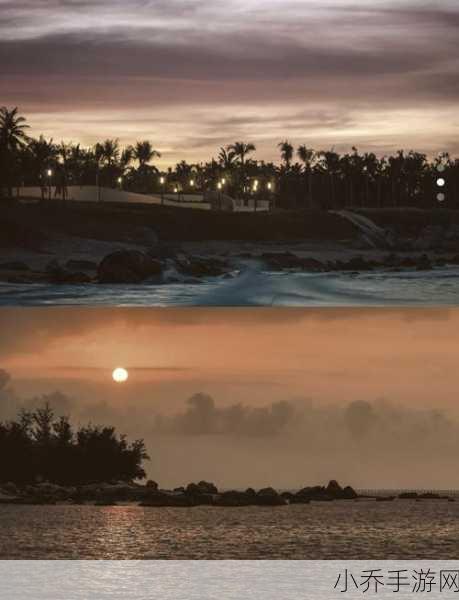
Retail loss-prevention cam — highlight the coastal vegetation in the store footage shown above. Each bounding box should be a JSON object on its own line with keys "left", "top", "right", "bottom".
{"left": 1, "top": 107, "right": 458, "bottom": 209}
{"left": 0, "top": 405, "right": 148, "bottom": 486}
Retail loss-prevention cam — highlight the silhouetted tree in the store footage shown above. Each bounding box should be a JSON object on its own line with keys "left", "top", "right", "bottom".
{"left": 0, "top": 406, "right": 149, "bottom": 485}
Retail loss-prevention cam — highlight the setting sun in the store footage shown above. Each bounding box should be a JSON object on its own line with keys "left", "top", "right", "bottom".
{"left": 112, "top": 367, "right": 128, "bottom": 383}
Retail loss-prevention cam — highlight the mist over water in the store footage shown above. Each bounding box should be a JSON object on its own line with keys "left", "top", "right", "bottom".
{"left": 2, "top": 372, "right": 459, "bottom": 490}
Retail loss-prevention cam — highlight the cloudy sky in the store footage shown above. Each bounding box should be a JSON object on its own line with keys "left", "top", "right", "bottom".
{"left": 1, "top": 0, "right": 458, "bottom": 165}
{"left": 1, "top": 307, "right": 459, "bottom": 489}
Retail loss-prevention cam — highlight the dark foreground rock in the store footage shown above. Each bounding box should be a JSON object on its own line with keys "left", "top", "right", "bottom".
{"left": 46, "top": 260, "right": 92, "bottom": 284}
{"left": 0, "top": 479, "right": 365, "bottom": 507}
{"left": 260, "top": 251, "right": 457, "bottom": 274}
{"left": 174, "top": 255, "right": 230, "bottom": 278}
{"left": 98, "top": 249, "right": 162, "bottom": 283}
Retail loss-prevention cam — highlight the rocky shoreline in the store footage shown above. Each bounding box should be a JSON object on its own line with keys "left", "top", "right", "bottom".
{"left": 0, "top": 480, "right": 454, "bottom": 507}
{"left": 1, "top": 246, "right": 459, "bottom": 286}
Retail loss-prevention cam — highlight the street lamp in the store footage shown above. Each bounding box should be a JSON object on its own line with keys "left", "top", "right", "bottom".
{"left": 46, "top": 169, "right": 53, "bottom": 201}
{"left": 117, "top": 176, "right": 123, "bottom": 189}
{"left": 159, "top": 176, "right": 165, "bottom": 204}
{"left": 217, "top": 181, "right": 223, "bottom": 211}
{"left": 267, "top": 181, "right": 274, "bottom": 211}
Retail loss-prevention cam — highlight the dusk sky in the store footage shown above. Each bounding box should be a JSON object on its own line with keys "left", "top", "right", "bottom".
{"left": 2, "top": 307, "right": 459, "bottom": 488}
{"left": 1, "top": 0, "right": 458, "bottom": 166}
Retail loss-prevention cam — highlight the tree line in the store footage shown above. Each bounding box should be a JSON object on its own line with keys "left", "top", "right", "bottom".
{"left": 1, "top": 106, "right": 458, "bottom": 210}
{"left": 0, "top": 404, "right": 149, "bottom": 486}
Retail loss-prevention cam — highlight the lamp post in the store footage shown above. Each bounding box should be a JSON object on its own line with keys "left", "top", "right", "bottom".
{"left": 217, "top": 181, "right": 223, "bottom": 211}
{"left": 159, "top": 176, "right": 165, "bottom": 205}
{"left": 46, "top": 169, "right": 53, "bottom": 201}
{"left": 253, "top": 179, "right": 259, "bottom": 212}
{"left": 117, "top": 176, "right": 123, "bottom": 190}
{"left": 267, "top": 181, "right": 273, "bottom": 211}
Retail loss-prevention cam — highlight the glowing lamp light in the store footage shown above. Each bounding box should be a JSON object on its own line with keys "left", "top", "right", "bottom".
{"left": 221, "top": 178, "right": 226, "bottom": 185}
{"left": 46, "top": 169, "right": 53, "bottom": 177}
{"left": 160, "top": 177, "right": 165, "bottom": 185}
{"left": 217, "top": 182, "right": 222, "bottom": 190}
{"left": 174, "top": 187, "right": 179, "bottom": 193}
{"left": 267, "top": 182, "right": 272, "bottom": 190}
{"left": 436, "top": 178, "right": 446, "bottom": 187}
{"left": 190, "top": 179, "right": 195, "bottom": 187}
{"left": 117, "top": 177, "right": 123, "bottom": 184}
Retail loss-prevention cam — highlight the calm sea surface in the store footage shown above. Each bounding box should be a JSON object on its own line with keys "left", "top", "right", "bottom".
{"left": 1, "top": 500, "right": 458, "bottom": 559}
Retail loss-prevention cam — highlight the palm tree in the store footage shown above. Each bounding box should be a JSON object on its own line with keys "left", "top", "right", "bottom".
{"left": 0, "top": 107, "right": 29, "bottom": 151}
{"left": 100, "top": 139, "right": 120, "bottom": 166}
{"left": 133, "top": 141, "right": 161, "bottom": 167}
{"left": 120, "top": 146, "right": 134, "bottom": 171}
{"left": 278, "top": 141, "right": 294, "bottom": 169}
{"left": 227, "top": 142, "right": 256, "bottom": 166}
{"left": 227, "top": 142, "right": 256, "bottom": 197}
{"left": 318, "top": 150, "right": 341, "bottom": 208}
{"left": 28, "top": 136, "right": 57, "bottom": 200}
{"left": 297, "top": 145, "right": 315, "bottom": 207}
{"left": 0, "top": 107, "right": 30, "bottom": 196}
{"left": 218, "top": 147, "right": 236, "bottom": 170}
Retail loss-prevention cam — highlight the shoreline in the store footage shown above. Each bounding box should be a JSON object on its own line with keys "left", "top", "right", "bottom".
{"left": 2, "top": 201, "right": 459, "bottom": 288}
{"left": 1, "top": 240, "right": 458, "bottom": 286}
{"left": 0, "top": 480, "right": 455, "bottom": 507}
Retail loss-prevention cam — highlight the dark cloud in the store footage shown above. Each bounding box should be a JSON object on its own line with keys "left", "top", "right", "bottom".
{"left": 0, "top": 0, "right": 457, "bottom": 158}
{"left": 0, "top": 307, "right": 450, "bottom": 358}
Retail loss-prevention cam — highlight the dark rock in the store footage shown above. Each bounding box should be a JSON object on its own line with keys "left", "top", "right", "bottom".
{"left": 140, "top": 492, "right": 193, "bottom": 507}
{"left": 261, "top": 252, "right": 327, "bottom": 272}
{"left": 326, "top": 480, "right": 343, "bottom": 496}
{"left": 341, "top": 256, "right": 376, "bottom": 271}
{"left": 280, "top": 491, "right": 295, "bottom": 502}
{"left": 214, "top": 491, "right": 253, "bottom": 507}
{"left": 46, "top": 260, "right": 92, "bottom": 284}
{"left": 186, "top": 481, "right": 218, "bottom": 495}
{"left": 175, "top": 255, "right": 229, "bottom": 278}
{"left": 293, "top": 486, "right": 326, "bottom": 503}
{"left": 415, "top": 254, "right": 432, "bottom": 271}
{"left": 255, "top": 487, "right": 287, "bottom": 506}
{"left": 1, "top": 482, "right": 19, "bottom": 495}
{"left": 0, "top": 261, "right": 30, "bottom": 271}
{"left": 342, "top": 485, "right": 358, "bottom": 499}
{"left": 65, "top": 259, "right": 98, "bottom": 271}
{"left": 98, "top": 250, "right": 162, "bottom": 283}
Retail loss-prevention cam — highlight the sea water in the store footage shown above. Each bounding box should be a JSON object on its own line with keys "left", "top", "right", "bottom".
{"left": 1, "top": 266, "right": 459, "bottom": 306}
{"left": 0, "top": 500, "right": 458, "bottom": 559}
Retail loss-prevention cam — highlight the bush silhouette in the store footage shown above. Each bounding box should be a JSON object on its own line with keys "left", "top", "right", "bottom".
{"left": 0, "top": 404, "right": 149, "bottom": 485}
